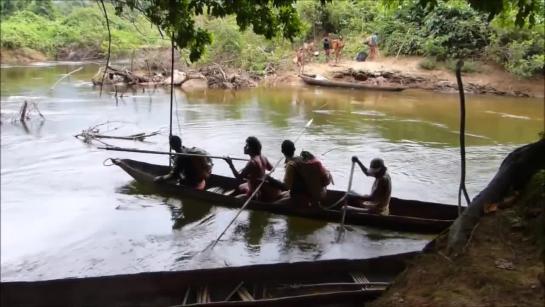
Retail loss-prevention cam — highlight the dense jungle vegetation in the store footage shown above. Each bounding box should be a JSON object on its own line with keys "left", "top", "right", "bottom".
{"left": 1, "top": 0, "right": 543, "bottom": 78}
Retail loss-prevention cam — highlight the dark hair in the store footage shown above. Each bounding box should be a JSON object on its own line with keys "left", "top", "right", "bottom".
{"left": 245, "top": 136, "right": 262, "bottom": 154}
{"left": 169, "top": 135, "right": 182, "bottom": 151}
{"left": 281, "top": 140, "right": 295, "bottom": 157}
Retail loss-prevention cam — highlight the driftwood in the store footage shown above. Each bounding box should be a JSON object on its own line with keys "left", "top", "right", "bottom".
{"left": 50, "top": 67, "right": 83, "bottom": 90}
{"left": 91, "top": 66, "right": 205, "bottom": 87}
{"left": 447, "top": 138, "right": 545, "bottom": 256}
{"left": 92, "top": 66, "right": 151, "bottom": 86}
{"left": 19, "top": 101, "right": 45, "bottom": 122}
{"left": 75, "top": 121, "right": 160, "bottom": 145}
{"left": 199, "top": 64, "right": 257, "bottom": 89}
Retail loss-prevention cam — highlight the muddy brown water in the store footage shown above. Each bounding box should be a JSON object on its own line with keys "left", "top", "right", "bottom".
{"left": 1, "top": 62, "right": 543, "bottom": 281}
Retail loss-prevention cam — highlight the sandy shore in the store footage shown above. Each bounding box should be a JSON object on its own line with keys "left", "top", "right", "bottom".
{"left": 266, "top": 56, "right": 544, "bottom": 98}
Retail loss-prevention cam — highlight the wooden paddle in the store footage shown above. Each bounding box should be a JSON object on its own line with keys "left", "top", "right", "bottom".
{"left": 206, "top": 118, "right": 314, "bottom": 251}
{"left": 338, "top": 160, "right": 356, "bottom": 236}
{"left": 98, "top": 146, "right": 249, "bottom": 161}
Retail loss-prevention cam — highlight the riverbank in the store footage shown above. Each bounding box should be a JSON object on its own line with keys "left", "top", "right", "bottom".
{"left": 2, "top": 47, "right": 543, "bottom": 98}
{"left": 268, "top": 57, "right": 545, "bottom": 98}
{"left": 369, "top": 171, "right": 545, "bottom": 307}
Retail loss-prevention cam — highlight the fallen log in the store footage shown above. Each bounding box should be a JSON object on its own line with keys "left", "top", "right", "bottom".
{"left": 447, "top": 138, "right": 545, "bottom": 256}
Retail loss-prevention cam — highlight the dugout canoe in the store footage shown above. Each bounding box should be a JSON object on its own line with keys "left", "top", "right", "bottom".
{"left": 1, "top": 252, "right": 417, "bottom": 307}
{"left": 299, "top": 74, "right": 405, "bottom": 91}
{"left": 110, "top": 159, "right": 458, "bottom": 233}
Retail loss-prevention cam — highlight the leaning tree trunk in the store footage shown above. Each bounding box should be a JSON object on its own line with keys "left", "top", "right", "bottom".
{"left": 447, "top": 138, "right": 545, "bottom": 256}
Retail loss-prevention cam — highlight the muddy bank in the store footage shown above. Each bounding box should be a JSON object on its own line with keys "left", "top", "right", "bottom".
{"left": 0, "top": 48, "right": 47, "bottom": 65}
{"left": 332, "top": 68, "right": 533, "bottom": 97}
{"left": 297, "top": 58, "right": 544, "bottom": 98}
{"left": 369, "top": 171, "right": 545, "bottom": 307}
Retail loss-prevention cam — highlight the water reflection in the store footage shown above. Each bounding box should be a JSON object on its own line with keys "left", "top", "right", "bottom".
{"left": 171, "top": 199, "right": 213, "bottom": 230}
{"left": 282, "top": 216, "right": 327, "bottom": 254}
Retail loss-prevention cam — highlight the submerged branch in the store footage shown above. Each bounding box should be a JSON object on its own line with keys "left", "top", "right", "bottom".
{"left": 50, "top": 67, "right": 83, "bottom": 90}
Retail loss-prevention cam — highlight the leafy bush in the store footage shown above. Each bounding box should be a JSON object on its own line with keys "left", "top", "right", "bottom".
{"left": 445, "top": 59, "right": 481, "bottom": 73}
{"left": 419, "top": 58, "right": 438, "bottom": 70}
{"left": 487, "top": 26, "right": 545, "bottom": 78}
{"left": 0, "top": 4, "right": 164, "bottom": 58}
{"left": 422, "top": 3, "right": 490, "bottom": 59}
{"left": 377, "top": 1, "right": 489, "bottom": 60}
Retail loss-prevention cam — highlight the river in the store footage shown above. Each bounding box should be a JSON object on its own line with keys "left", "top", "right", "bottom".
{"left": 1, "top": 62, "right": 543, "bottom": 281}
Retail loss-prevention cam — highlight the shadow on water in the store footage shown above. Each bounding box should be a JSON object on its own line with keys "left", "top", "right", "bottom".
{"left": 234, "top": 211, "right": 272, "bottom": 252}
{"left": 116, "top": 180, "right": 213, "bottom": 230}
{"left": 281, "top": 215, "right": 327, "bottom": 254}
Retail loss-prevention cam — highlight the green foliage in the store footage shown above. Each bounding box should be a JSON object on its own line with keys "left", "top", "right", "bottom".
{"left": 385, "top": 0, "right": 544, "bottom": 27}
{"left": 445, "top": 59, "right": 481, "bottom": 73}
{"left": 1, "top": 0, "right": 57, "bottom": 18}
{"left": 111, "top": 0, "right": 304, "bottom": 62}
{"left": 378, "top": 1, "right": 490, "bottom": 59}
{"left": 0, "top": 3, "right": 164, "bottom": 57}
{"left": 486, "top": 26, "right": 545, "bottom": 78}
{"left": 419, "top": 58, "right": 438, "bottom": 70}
{"left": 197, "top": 16, "right": 292, "bottom": 74}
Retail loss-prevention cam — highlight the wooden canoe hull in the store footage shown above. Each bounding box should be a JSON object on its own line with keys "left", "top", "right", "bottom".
{"left": 299, "top": 74, "right": 405, "bottom": 92}
{"left": 111, "top": 159, "right": 458, "bottom": 233}
{"left": 1, "top": 252, "right": 418, "bottom": 307}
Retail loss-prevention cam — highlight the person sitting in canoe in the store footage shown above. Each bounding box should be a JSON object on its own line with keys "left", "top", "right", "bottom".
{"left": 347, "top": 156, "right": 391, "bottom": 215}
{"left": 280, "top": 140, "right": 333, "bottom": 207}
{"left": 154, "top": 135, "right": 213, "bottom": 190}
{"left": 224, "top": 136, "right": 282, "bottom": 202}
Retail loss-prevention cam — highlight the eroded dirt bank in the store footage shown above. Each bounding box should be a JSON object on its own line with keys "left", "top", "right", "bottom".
{"left": 270, "top": 57, "right": 544, "bottom": 98}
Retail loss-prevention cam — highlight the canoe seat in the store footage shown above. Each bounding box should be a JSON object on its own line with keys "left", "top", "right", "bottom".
{"left": 351, "top": 272, "right": 370, "bottom": 290}
{"left": 237, "top": 286, "right": 254, "bottom": 301}
{"left": 206, "top": 186, "right": 225, "bottom": 194}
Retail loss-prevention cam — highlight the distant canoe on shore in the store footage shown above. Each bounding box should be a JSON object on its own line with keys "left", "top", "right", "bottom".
{"left": 299, "top": 74, "right": 406, "bottom": 92}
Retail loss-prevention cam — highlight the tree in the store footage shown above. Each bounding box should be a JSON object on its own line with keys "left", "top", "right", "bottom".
{"left": 110, "top": 0, "right": 313, "bottom": 62}
{"left": 1, "top": 0, "right": 29, "bottom": 17}
{"left": 383, "top": 0, "right": 543, "bottom": 27}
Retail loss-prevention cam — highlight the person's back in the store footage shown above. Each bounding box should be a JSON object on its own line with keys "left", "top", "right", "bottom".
{"left": 294, "top": 151, "right": 332, "bottom": 205}
{"left": 180, "top": 147, "right": 213, "bottom": 189}
{"left": 154, "top": 135, "right": 213, "bottom": 190}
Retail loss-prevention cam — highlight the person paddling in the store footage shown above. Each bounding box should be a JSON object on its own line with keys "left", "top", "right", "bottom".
{"left": 224, "top": 136, "right": 282, "bottom": 202}
{"left": 154, "top": 135, "right": 213, "bottom": 190}
{"left": 347, "top": 156, "right": 391, "bottom": 215}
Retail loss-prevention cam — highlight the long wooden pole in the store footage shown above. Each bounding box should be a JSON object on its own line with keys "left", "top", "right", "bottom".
{"left": 169, "top": 35, "right": 175, "bottom": 167}
{"left": 455, "top": 60, "right": 471, "bottom": 215}
{"left": 340, "top": 161, "right": 356, "bottom": 229}
{"left": 207, "top": 119, "right": 314, "bottom": 251}
{"left": 98, "top": 146, "right": 249, "bottom": 161}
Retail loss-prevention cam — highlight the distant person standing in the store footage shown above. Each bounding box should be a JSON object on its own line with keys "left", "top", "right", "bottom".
{"left": 323, "top": 33, "right": 331, "bottom": 63}
{"left": 366, "top": 32, "right": 379, "bottom": 60}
